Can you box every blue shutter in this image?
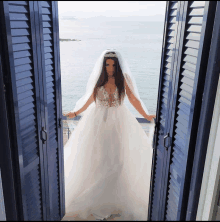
[36,1,65,220]
[149,1,217,220]
[0,1,64,220]
[0,1,47,220]
[164,1,217,220]
[148,1,185,220]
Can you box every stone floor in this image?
[62,210,124,221]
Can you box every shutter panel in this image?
[37,1,65,220]
[0,1,47,220]
[165,1,217,220]
[149,1,185,220]
[0,1,65,220]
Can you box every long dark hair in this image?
[93,52,125,105]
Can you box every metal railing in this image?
[62,114,155,143]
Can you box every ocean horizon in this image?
[59,18,164,117]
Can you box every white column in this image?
[0,169,6,221]
[196,75,220,220]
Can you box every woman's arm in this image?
[124,79,155,121]
[64,91,95,118]
[75,91,95,116]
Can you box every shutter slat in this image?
[19,107,34,121]
[10,21,29,28]
[179,89,192,103]
[8,5,28,13]
[186,32,201,41]
[42,15,50,21]
[181,76,194,87]
[14,50,31,59]
[177,109,189,122]
[18,95,34,108]
[11,28,30,36]
[180,82,193,94]
[182,69,195,80]
[184,47,198,57]
[185,40,200,49]
[45,58,53,66]
[14,56,32,66]
[182,62,196,73]
[21,126,36,142]
[41,1,51,8]
[15,63,32,74]
[13,43,31,52]
[43,21,52,28]
[189,8,204,16]
[170,9,177,16]
[178,102,191,116]
[9,13,29,21]
[188,17,203,25]
[43,34,52,41]
[18,103,34,115]
[42,7,51,14]
[183,55,197,65]
[190,1,206,8]
[12,36,30,44]
[8,1,28,5]
[187,25,202,33]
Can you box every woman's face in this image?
[106,59,115,77]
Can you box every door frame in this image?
[185,2,220,220]
[0,3,20,220]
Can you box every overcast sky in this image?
[58,1,166,21]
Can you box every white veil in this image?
[72,49,151,119]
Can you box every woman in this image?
[63,49,156,220]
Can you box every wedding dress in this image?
[64,85,154,220]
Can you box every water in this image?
[59,19,164,117]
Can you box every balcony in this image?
[62,115,154,147]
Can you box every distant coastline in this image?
[59,38,81,42]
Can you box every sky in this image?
[58,1,166,21]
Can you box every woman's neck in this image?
[107,79,115,85]
[108,76,115,83]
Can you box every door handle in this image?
[41,126,47,144]
[164,133,169,150]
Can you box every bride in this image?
[63,49,156,221]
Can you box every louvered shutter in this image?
[0,1,48,220]
[148,1,185,220]
[36,1,65,220]
[0,1,64,220]
[164,1,217,220]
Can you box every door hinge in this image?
[41,126,47,144]
[59,118,62,128]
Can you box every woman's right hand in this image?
[63,112,76,118]
[148,114,156,122]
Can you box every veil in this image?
[71,49,151,119]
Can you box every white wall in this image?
[196,75,220,220]
[0,169,6,220]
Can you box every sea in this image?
[59,18,164,117]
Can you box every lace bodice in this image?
[96,86,123,108]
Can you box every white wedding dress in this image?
[64,85,154,221]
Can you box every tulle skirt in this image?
[64,102,154,220]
